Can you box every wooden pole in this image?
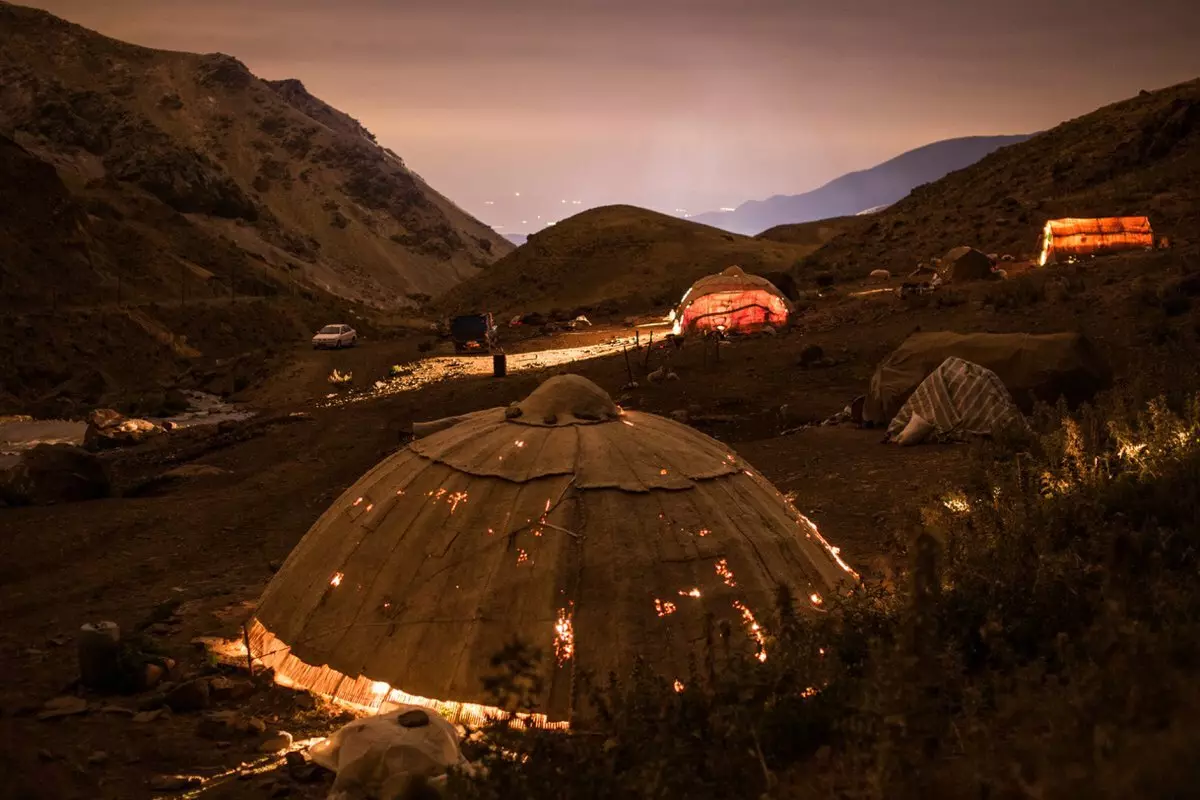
[643,332,654,370]
[622,344,635,384]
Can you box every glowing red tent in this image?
[1038,217,1154,266]
[671,266,792,335]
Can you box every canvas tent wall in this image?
[940,246,995,283]
[672,266,792,335]
[864,331,1111,426]
[249,375,856,726]
[888,357,1028,444]
[1038,217,1154,266]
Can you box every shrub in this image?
[453,390,1200,799]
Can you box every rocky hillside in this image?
[0,1,511,312]
[688,134,1033,235]
[438,205,822,318]
[805,78,1200,276]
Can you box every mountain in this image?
[0,1,512,415]
[0,1,511,313]
[804,78,1200,276]
[438,205,822,318]
[687,134,1033,235]
[755,216,859,247]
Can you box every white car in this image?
[312,324,357,349]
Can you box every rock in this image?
[160,464,229,481]
[37,695,89,720]
[165,678,211,712]
[149,774,202,792]
[209,676,256,702]
[243,716,267,735]
[798,344,825,367]
[869,269,891,281]
[0,444,110,506]
[259,730,294,752]
[83,409,165,451]
[396,709,431,728]
[132,709,165,723]
[143,663,167,689]
[87,751,109,765]
[669,409,689,423]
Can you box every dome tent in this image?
[671,266,792,335]
[249,375,855,727]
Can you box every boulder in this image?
[83,409,165,451]
[0,444,110,506]
[869,269,891,281]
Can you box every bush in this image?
[453,391,1200,799]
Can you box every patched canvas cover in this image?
[252,375,857,724]
[674,266,792,334]
[865,331,1111,425]
[887,357,1028,440]
[1040,217,1154,265]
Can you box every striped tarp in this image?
[887,357,1028,440]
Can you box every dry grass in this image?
[437,205,818,317]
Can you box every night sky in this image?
[22,0,1200,232]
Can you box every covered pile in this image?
[888,357,1028,445]
[671,266,792,335]
[249,375,854,726]
[864,331,1111,426]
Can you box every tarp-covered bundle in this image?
[888,357,1028,444]
[672,266,792,335]
[1039,217,1154,266]
[250,375,855,726]
[940,246,996,283]
[864,331,1111,426]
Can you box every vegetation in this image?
[452,388,1200,799]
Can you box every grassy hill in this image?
[756,216,860,247]
[805,78,1200,277]
[437,205,825,317]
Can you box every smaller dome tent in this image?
[672,266,792,335]
[940,246,996,283]
[248,375,855,727]
[888,357,1029,445]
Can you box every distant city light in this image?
[514,191,521,196]
[720,207,736,212]
[521,220,528,224]
[572,200,582,204]
[484,200,494,205]
[561,199,567,203]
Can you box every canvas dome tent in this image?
[940,246,996,283]
[888,357,1029,445]
[248,375,856,727]
[1038,217,1154,266]
[864,331,1111,427]
[671,266,792,335]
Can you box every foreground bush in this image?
[451,393,1200,799]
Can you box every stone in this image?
[259,730,294,752]
[83,410,164,451]
[1,445,110,506]
[669,409,689,423]
[798,344,825,367]
[149,774,201,792]
[87,751,109,765]
[209,676,256,702]
[37,695,88,720]
[165,678,211,712]
[395,709,431,728]
[132,709,165,723]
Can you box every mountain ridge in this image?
[687,134,1034,234]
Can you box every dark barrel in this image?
[493,352,507,377]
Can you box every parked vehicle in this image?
[450,313,497,353]
[312,324,357,349]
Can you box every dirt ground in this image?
[0,250,1194,799]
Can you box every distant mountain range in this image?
[503,233,529,246]
[686,134,1034,235]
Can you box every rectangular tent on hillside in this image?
[1038,217,1154,266]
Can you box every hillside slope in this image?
[0,1,511,312]
[805,78,1200,275]
[689,134,1033,235]
[438,205,820,317]
[756,216,859,247]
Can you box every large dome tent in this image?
[248,375,855,727]
[671,266,792,335]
